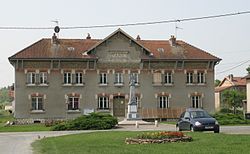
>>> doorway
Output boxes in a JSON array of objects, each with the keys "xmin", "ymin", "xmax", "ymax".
[{"xmin": 113, "ymin": 96, "xmax": 125, "ymax": 117}]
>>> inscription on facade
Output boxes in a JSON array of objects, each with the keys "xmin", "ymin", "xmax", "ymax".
[{"xmin": 109, "ymin": 50, "xmax": 129, "ymax": 62}]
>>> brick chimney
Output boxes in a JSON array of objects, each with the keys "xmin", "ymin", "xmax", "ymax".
[
  {"xmin": 169, "ymin": 35, "xmax": 176, "ymax": 46},
  {"xmin": 86, "ymin": 33, "xmax": 91, "ymax": 39}
]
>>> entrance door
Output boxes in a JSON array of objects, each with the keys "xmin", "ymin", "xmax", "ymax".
[{"xmin": 113, "ymin": 96, "xmax": 125, "ymax": 117}]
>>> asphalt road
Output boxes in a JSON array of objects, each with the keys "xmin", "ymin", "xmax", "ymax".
[{"xmin": 0, "ymin": 125, "xmax": 250, "ymax": 154}]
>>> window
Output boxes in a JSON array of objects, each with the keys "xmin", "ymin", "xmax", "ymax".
[
  {"xmin": 197, "ymin": 72, "xmax": 205, "ymax": 84},
  {"xmin": 31, "ymin": 97, "xmax": 43, "ymax": 110},
  {"xmin": 153, "ymin": 72, "xmax": 162, "ymax": 85},
  {"xmin": 191, "ymin": 96, "xmax": 201, "ymax": 108},
  {"xmin": 100, "ymin": 73, "xmax": 107, "ymax": 84},
  {"xmin": 27, "ymin": 72, "xmax": 36, "ymax": 84},
  {"xmin": 130, "ymin": 73, "xmax": 139, "ymax": 84},
  {"xmin": 115, "ymin": 73, "xmax": 123, "ymax": 84},
  {"xmin": 164, "ymin": 72, "xmax": 172, "ymax": 84},
  {"xmin": 64, "ymin": 72, "xmax": 72, "ymax": 84},
  {"xmin": 39, "ymin": 72, "xmax": 48, "ymax": 84},
  {"xmin": 186, "ymin": 72, "xmax": 193, "ymax": 84},
  {"xmin": 158, "ymin": 96, "xmax": 169, "ymax": 108},
  {"xmin": 98, "ymin": 97, "xmax": 109, "ymax": 110},
  {"xmin": 68, "ymin": 97, "xmax": 79, "ymax": 110},
  {"xmin": 75, "ymin": 72, "xmax": 83, "ymax": 84}
]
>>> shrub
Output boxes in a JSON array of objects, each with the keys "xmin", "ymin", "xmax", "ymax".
[
  {"xmin": 213, "ymin": 113, "xmax": 250, "ymax": 125},
  {"xmin": 51, "ymin": 113, "xmax": 118, "ymax": 131}
]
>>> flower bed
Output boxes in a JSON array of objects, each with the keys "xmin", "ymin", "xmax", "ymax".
[{"xmin": 125, "ymin": 131, "xmax": 192, "ymax": 144}]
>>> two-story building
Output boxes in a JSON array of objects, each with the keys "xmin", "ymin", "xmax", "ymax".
[{"xmin": 9, "ymin": 29, "xmax": 221, "ymax": 123}]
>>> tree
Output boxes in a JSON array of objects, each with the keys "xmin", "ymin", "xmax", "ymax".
[
  {"xmin": 246, "ymin": 65, "xmax": 250, "ymax": 74},
  {"xmin": 222, "ymin": 89, "xmax": 246, "ymax": 114},
  {"xmin": 214, "ymin": 79, "xmax": 221, "ymax": 87}
]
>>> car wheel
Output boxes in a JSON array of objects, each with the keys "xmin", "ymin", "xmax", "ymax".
[{"xmin": 214, "ymin": 128, "xmax": 220, "ymax": 133}]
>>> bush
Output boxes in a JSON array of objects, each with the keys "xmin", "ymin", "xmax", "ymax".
[
  {"xmin": 51, "ymin": 113, "xmax": 118, "ymax": 131},
  {"xmin": 213, "ymin": 113, "xmax": 250, "ymax": 125}
]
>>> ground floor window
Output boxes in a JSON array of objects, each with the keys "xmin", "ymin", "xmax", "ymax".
[
  {"xmin": 98, "ymin": 97, "xmax": 109, "ymax": 110},
  {"xmin": 31, "ymin": 97, "xmax": 43, "ymax": 110},
  {"xmin": 158, "ymin": 96, "xmax": 169, "ymax": 108},
  {"xmin": 68, "ymin": 97, "xmax": 79, "ymax": 110},
  {"xmin": 191, "ymin": 96, "xmax": 201, "ymax": 108}
]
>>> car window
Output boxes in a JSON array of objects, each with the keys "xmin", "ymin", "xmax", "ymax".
[{"xmin": 190, "ymin": 111, "xmax": 211, "ymax": 118}]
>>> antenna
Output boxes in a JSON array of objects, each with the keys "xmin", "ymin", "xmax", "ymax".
[
  {"xmin": 175, "ymin": 20, "xmax": 183, "ymax": 38},
  {"xmin": 51, "ymin": 20, "xmax": 60, "ymax": 37}
]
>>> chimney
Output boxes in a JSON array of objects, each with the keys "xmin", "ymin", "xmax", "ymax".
[
  {"xmin": 86, "ymin": 33, "xmax": 91, "ymax": 39},
  {"xmin": 52, "ymin": 33, "xmax": 59, "ymax": 44},
  {"xmin": 169, "ymin": 35, "xmax": 176, "ymax": 46},
  {"xmin": 136, "ymin": 35, "xmax": 141, "ymax": 40},
  {"xmin": 228, "ymin": 74, "xmax": 234, "ymax": 81}
]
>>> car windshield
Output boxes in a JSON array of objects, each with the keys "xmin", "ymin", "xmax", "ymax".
[{"xmin": 190, "ymin": 111, "xmax": 211, "ymax": 119}]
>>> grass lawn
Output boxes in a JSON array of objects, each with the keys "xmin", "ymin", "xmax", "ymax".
[
  {"xmin": 32, "ymin": 131, "xmax": 250, "ymax": 154},
  {"xmin": 0, "ymin": 110, "xmax": 51, "ymax": 132}
]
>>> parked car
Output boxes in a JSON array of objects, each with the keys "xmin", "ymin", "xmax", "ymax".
[{"xmin": 176, "ymin": 108, "xmax": 220, "ymax": 133}]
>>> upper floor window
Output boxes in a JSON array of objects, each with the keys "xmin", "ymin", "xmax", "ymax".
[
  {"xmin": 115, "ymin": 73, "xmax": 123, "ymax": 85},
  {"xmin": 100, "ymin": 73, "xmax": 107, "ymax": 84},
  {"xmin": 153, "ymin": 72, "xmax": 162, "ymax": 85},
  {"xmin": 164, "ymin": 72, "xmax": 172, "ymax": 84},
  {"xmin": 68, "ymin": 97, "xmax": 79, "ymax": 110},
  {"xmin": 186, "ymin": 72, "xmax": 193, "ymax": 84},
  {"xmin": 64, "ymin": 72, "xmax": 72, "ymax": 84},
  {"xmin": 130, "ymin": 73, "xmax": 139, "ymax": 84},
  {"xmin": 27, "ymin": 72, "xmax": 36, "ymax": 84},
  {"xmin": 31, "ymin": 97, "xmax": 43, "ymax": 111},
  {"xmin": 75, "ymin": 72, "xmax": 83, "ymax": 84},
  {"xmin": 197, "ymin": 72, "xmax": 205, "ymax": 84},
  {"xmin": 39, "ymin": 72, "xmax": 48, "ymax": 84},
  {"xmin": 158, "ymin": 96, "xmax": 169, "ymax": 108},
  {"xmin": 98, "ymin": 96, "xmax": 109, "ymax": 110},
  {"xmin": 191, "ymin": 95, "xmax": 201, "ymax": 108}
]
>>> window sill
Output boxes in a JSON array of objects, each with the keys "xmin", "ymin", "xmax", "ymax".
[
  {"xmin": 38, "ymin": 84, "xmax": 49, "ymax": 87},
  {"xmin": 97, "ymin": 109, "xmax": 110, "ymax": 112},
  {"xmin": 30, "ymin": 110, "xmax": 45, "ymax": 114},
  {"xmin": 67, "ymin": 110, "xmax": 81, "ymax": 113},
  {"xmin": 186, "ymin": 83, "xmax": 195, "ymax": 86},
  {"xmin": 62, "ymin": 84, "xmax": 73, "ymax": 86},
  {"xmin": 99, "ymin": 83, "xmax": 108, "ymax": 87},
  {"xmin": 26, "ymin": 84, "xmax": 36, "ymax": 87},
  {"xmin": 114, "ymin": 83, "xmax": 124, "ymax": 87},
  {"xmin": 197, "ymin": 83, "xmax": 206, "ymax": 86},
  {"xmin": 75, "ymin": 83, "xmax": 85, "ymax": 86},
  {"xmin": 164, "ymin": 83, "xmax": 174, "ymax": 86}
]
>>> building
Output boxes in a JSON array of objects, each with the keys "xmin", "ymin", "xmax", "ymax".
[
  {"xmin": 215, "ymin": 74, "xmax": 246, "ymax": 111},
  {"xmin": 9, "ymin": 29, "xmax": 221, "ymax": 123}
]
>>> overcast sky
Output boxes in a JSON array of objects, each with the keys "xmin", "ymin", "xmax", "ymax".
[{"xmin": 0, "ymin": 0, "xmax": 250, "ymax": 88}]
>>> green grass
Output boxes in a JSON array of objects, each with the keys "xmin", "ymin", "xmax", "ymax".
[
  {"xmin": 0, "ymin": 110, "xmax": 51, "ymax": 132},
  {"xmin": 32, "ymin": 131, "xmax": 250, "ymax": 154}
]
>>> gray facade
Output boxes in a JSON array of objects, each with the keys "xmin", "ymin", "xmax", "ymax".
[{"xmin": 9, "ymin": 29, "xmax": 220, "ymax": 123}]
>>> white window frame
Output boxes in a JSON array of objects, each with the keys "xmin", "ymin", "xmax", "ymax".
[
  {"xmin": 186, "ymin": 72, "xmax": 193, "ymax": 84},
  {"xmin": 31, "ymin": 97, "xmax": 43, "ymax": 110},
  {"xmin": 98, "ymin": 97, "xmax": 109, "ymax": 110},
  {"xmin": 100, "ymin": 73, "xmax": 107, "ymax": 84},
  {"xmin": 191, "ymin": 96, "xmax": 201, "ymax": 108},
  {"xmin": 158, "ymin": 96, "xmax": 169, "ymax": 108},
  {"xmin": 164, "ymin": 72, "xmax": 172, "ymax": 84},
  {"xmin": 75, "ymin": 72, "xmax": 83, "ymax": 84},
  {"xmin": 39, "ymin": 72, "xmax": 48, "ymax": 84},
  {"xmin": 131, "ymin": 73, "xmax": 139, "ymax": 85},
  {"xmin": 27, "ymin": 72, "xmax": 36, "ymax": 84},
  {"xmin": 64, "ymin": 72, "xmax": 72, "ymax": 84},
  {"xmin": 68, "ymin": 97, "xmax": 79, "ymax": 110},
  {"xmin": 197, "ymin": 72, "xmax": 205, "ymax": 84},
  {"xmin": 115, "ymin": 73, "xmax": 123, "ymax": 85}
]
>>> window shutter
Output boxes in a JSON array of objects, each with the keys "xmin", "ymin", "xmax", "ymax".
[{"xmin": 153, "ymin": 73, "xmax": 162, "ymax": 84}]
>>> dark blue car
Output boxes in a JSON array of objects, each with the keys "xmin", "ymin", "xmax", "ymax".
[{"xmin": 176, "ymin": 108, "xmax": 220, "ymax": 133}]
